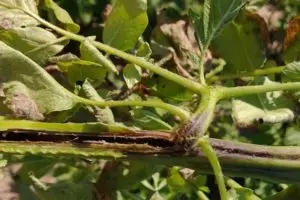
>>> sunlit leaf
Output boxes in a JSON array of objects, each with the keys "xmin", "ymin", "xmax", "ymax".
[
  {"xmin": 0, "ymin": 0, "xmax": 39, "ymax": 28},
  {"xmin": 0, "ymin": 41, "xmax": 76, "ymax": 115},
  {"xmin": 211, "ymin": 11, "xmax": 267, "ymax": 73},
  {"xmin": 0, "ymin": 27, "xmax": 66, "ymax": 65},
  {"xmin": 44, "ymin": 0, "xmax": 80, "ymax": 33},
  {"xmin": 232, "ymin": 77, "xmax": 295, "ymax": 127},
  {"xmin": 103, "ymin": 0, "xmax": 148, "ymax": 50}
]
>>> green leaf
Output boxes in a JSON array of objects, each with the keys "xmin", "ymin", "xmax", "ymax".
[
  {"xmin": 80, "ymin": 38, "xmax": 118, "ymax": 73},
  {"xmin": 167, "ymin": 167, "xmax": 191, "ymax": 195},
  {"xmin": 44, "ymin": 0, "xmax": 80, "ymax": 33},
  {"xmin": 228, "ymin": 187, "xmax": 261, "ymax": 200},
  {"xmin": 0, "ymin": 41, "xmax": 76, "ymax": 115},
  {"xmin": 211, "ymin": 11, "xmax": 267, "ymax": 73},
  {"xmin": 136, "ymin": 40, "xmax": 152, "ymax": 58},
  {"xmin": 123, "ymin": 64, "xmax": 142, "ymax": 89},
  {"xmin": 57, "ymin": 60, "xmax": 107, "ymax": 85},
  {"xmin": 80, "ymin": 80, "xmax": 115, "ymax": 124},
  {"xmin": 132, "ymin": 108, "xmax": 172, "ymax": 130},
  {"xmin": 189, "ymin": 0, "xmax": 245, "ymax": 50},
  {"xmin": 35, "ymin": 182, "xmax": 95, "ymax": 200},
  {"xmin": 284, "ymin": 125, "xmax": 300, "ymax": 146},
  {"xmin": 99, "ymin": 161, "xmax": 161, "ymax": 192},
  {"xmin": 103, "ymin": 0, "xmax": 148, "ymax": 51},
  {"xmin": 232, "ymin": 77, "xmax": 295, "ymax": 127},
  {"xmin": 0, "ymin": 27, "xmax": 66, "ymax": 65},
  {"xmin": 0, "ymin": 0, "xmax": 39, "ymax": 28},
  {"xmin": 283, "ymin": 62, "xmax": 300, "ymax": 81},
  {"xmin": 265, "ymin": 185, "xmax": 300, "ymax": 200},
  {"xmin": 151, "ymin": 76, "xmax": 194, "ymax": 102}
]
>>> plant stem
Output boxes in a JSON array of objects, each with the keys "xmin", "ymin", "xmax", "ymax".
[
  {"xmin": 196, "ymin": 191, "xmax": 210, "ymax": 200},
  {"xmin": 218, "ymin": 82, "xmax": 300, "ymax": 99},
  {"xmin": 207, "ymin": 66, "xmax": 284, "ymax": 83},
  {"xmin": 197, "ymin": 136, "xmax": 228, "ymax": 200},
  {"xmin": 4, "ymin": 4, "xmax": 205, "ymax": 95},
  {"xmin": 75, "ymin": 97, "xmax": 190, "ymax": 122},
  {"xmin": 199, "ymin": 51, "xmax": 207, "ymax": 85}
]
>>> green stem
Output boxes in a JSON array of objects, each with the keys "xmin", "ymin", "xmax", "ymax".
[
  {"xmin": 218, "ymin": 82, "xmax": 300, "ymax": 99},
  {"xmin": 207, "ymin": 66, "xmax": 284, "ymax": 83},
  {"xmin": 3, "ymin": 3, "xmax": 205, "ymax": 95},
  {"xmin": 75, "ymin": 97, "xmax": 190, "ymax": 122},
  {"xmin": 196, "ymin": 191, "xmax": 210, "ymax": 200},
  {"xmin": 199, "ymin": 51, "xmax": 207, "ymax": 85},
  {"xmin": 197, "ymin": 136, "xmax": 228, "ymax": 200}
]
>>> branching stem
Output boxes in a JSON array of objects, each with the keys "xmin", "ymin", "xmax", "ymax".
[{"xmin": 2, "ymin": 3, "xmax": 206, "ymax": 95}]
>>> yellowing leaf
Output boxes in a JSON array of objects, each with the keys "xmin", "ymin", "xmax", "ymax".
[
  {"xmin": 283, "ymin": 16, "xmax": 300, "ymax": 62},
  {"xmin": 232, "ymin": 77, "xmax": 295, "ymax": 127},
  {"xmin": 0, "ymin": 0, "xmax": 39, "ymax": 28},
  {"xmin": 0, "ymin": 27, "xmax": 66, "ymax": 65},
  {"xmin": 0, "ymin": 41, "xmax": 76, "ymax": 115}
]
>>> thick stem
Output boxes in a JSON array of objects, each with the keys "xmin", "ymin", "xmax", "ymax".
[{"xmin": 2, "ymin": 4, "xmax": 205, "ymax": 95}]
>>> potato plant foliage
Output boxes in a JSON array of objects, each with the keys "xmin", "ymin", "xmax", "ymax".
[{"xmin": 0, "ymin": 0, "xmax": 300, "ymax": 199}]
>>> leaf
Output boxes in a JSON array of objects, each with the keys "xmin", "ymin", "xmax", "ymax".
[
  {"xmin": 0, "ymin": 41, "xmax": 77, "ymax": 115},
  {"xmin": 80, "ymin": 38, "xmax": 118, "ymax": 73},
  {"xmin": 232, "ymin": 77, "xmax": 295, "ymax": 127},
  {"xmin": 283, "ymin": 61, "xmax": 300, "ymax": 81},
  {"xmin": 150, "ymin": 76, "xmax": 194, "ymax": 102},
  {"xmin": 0, "ymin": 0, "xmax": 39, "ymax": 28},
  {"xmin": 283, "ymin": 16, "xmax": 300, "ymax": 62},
  {"xmin": 167, "ymin": 167, "xmax": 191, "ymax": 195},
  {"xmin": 2, "ymin": 82, "xmax": 44, "ymax": 120},
  {"xmin": 228, "ymin": 187, "xmax": 261, "ymax": 200},
  {"xmin": 211, "ymin": 11, "xmax": 267, "ymax": 73},
  {"xmin": 44, "ymin": 0, "xmax": 80, "ymax": 33},
  {"xmin": 131, "ymin": 108, "xmax": 172, "ymax": 130},
  {"xmin": 265, "ymin": 185, "xmax": 300, "ymax": 200},
  {"xmin": 123, "ymin": 64, "xmax": 142, "ymax": 89},
  {"xmin": 0, "ymin": 27, "xmax": 66, "ymax": 65},
  {"xmin": 189, "ymin": 0, "xmax": 245, "ymax": 50},
  {"xmin": 103, "ymin": 0, "xmax": 148, "ymax": 51},
  {"xmin": 80, "ymin": 80, "xmax": 115, "ymax": 124},
  {"xmin": 284, "ymin": 125, "xmax": 300, "ymax": 146},
  {"xmin": 136, "ymin": 40, "xmax": 152, "ymax": 58},
  {"xmin": 57, "ymin": 60, "xmax": 107, "ymax": 85}
]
